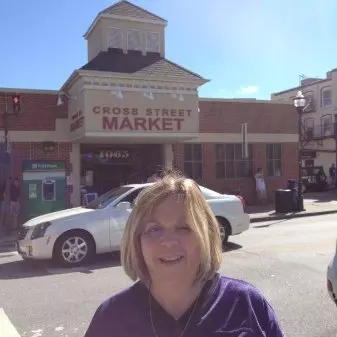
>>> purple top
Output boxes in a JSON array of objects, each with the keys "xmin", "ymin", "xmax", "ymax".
[{"xmin": 85, "ymin": 273, "xmax": 284, "ymax": 337}]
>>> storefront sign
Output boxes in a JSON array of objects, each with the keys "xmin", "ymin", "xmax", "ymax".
[
  {"xmin": 23, "ymin": 161, "xmax": 65, "ymax": 171},
  {"xmin": 70, "ymin": 115, "xmax": 84, "ymax": 132},
  {"xmin": 301, "ymin": 150, "xmax": 316, "ymax": 159},
  {"xmin": 93, "ymin": 106, "xmax": 192, "ymax": 131},
  {"xmin": 99, "ymin": 150, "xmax": 130, "ymax": 159}
]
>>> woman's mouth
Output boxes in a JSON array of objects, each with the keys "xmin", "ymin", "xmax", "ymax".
[{"xmin": 159, "ymin": 256, "xmax": 184, "ymax": 264}]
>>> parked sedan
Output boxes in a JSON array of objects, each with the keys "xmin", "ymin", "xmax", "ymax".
[
  {"xmin": 327, "ymin": 239, "xmax": 337, "ymax": 306},
  {"xmin": 17, "ymin": 183, "xmax": 249, "ymax": 267}
]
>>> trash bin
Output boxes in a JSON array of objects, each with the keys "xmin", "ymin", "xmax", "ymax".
[
  {"xmin": 274, "ymin": 189, "xmax": 293, "ymax": 213},
  {"xmin": 287, "ymin": 179, "xmax": 298, "ymax": 211}
]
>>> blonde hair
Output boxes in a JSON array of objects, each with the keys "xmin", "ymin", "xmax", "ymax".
[{"xmin": 121, "ymin": 170, "xmax": 222, "ymax": 283}]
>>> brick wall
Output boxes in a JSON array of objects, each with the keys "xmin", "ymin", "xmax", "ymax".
[
  {"xmin": 172, "ymin": 100, "xmax": 299, "ymax": 205},
  {"xmin": 173, "ymin": 142, "xmax": 298, "ymax": 205},
  {"xmin": 0, "ymin": 92, "xmax": 67, "ymax": 131},
  {"xmin": 199, "ymin": 100, "xmax": 297, "ymax": 134}
]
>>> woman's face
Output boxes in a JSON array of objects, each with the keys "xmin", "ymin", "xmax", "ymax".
[{"xmin": 140, "ymin": 194, "xmax": 201, "ymax": 286}]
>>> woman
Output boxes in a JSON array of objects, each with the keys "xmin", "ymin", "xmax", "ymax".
[
  {"xmin": 85, "ymin": 172, "xmax": 284, "ymax": 337},
  {"xmin": 255, "ymin": 167, "xmax": 267, "ymax": 204}
]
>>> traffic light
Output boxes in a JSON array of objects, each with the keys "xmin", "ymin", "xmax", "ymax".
[{"xmin": 12, "ymin": 94, "xmax": 21, "ymax": 113}]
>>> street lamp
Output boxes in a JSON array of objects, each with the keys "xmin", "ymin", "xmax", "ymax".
[{"xmin": 293, "ymin": 90, "xmax": 306, "ymax": 212}]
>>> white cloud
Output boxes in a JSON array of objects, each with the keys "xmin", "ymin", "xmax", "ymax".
[{"xmin": 237, "ymin": 86, "xmax": 259, "ymax": 95}]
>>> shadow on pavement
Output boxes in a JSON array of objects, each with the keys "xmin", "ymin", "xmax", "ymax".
[
  {"xmin": 223, "ymin": 242, "xmax": 242, "ymax": 252},
  {"xmin": 0, "ymin": 252, "xmax": 122, "ymax": 280},
  {"xmin": 0, "ymin": 242, "xmax": 243, "ymax": 280}
]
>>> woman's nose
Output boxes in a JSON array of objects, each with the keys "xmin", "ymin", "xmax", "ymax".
[{"xmin": 159, "ymin": 230, "xmax": 180, "ymax": 246}]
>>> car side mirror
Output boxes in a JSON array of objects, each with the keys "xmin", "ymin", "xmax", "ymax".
[{"xmin": 115, "ymin": 201, "xmax": 131, "ymax": 211}]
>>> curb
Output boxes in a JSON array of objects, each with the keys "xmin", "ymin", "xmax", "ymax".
[
  {"xmin": 0, "ymin": 241, "xmax": 16, "ymax": 248},
  {"xmin": 250, "ymin": 209, "xmax": 337, "ymax": 223}
]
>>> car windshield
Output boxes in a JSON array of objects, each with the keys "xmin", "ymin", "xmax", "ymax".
[{"xmin": 84, "ymin": 186, "xmax": 134, "ymax": 209}]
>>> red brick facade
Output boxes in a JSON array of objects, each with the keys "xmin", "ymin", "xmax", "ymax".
[
  {"xmin": 0, "ymin": 92, "xmax": 67, "ymax": 131},
  {"xmin": 0, "ymin": 91, "xmax": 298, "ymax": 207},
  {"xmin": 173, "ymin": 142, "xmax": 298, "ymax": 205},
  {"xmin": 199, "ymin": 100, "xmax": 297, "ymax": 133},
  {"xmin": 173, "ymin": 100, "xmax": 299, "ymax": 205}
]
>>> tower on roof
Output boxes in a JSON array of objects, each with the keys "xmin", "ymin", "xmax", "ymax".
[{"xmin": 84, "ymin": 0, "xmax": 168, "ymax": 61}]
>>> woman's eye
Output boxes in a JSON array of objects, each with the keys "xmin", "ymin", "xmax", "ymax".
[
  {"xmin": 144, "ymin": 225, "xmax": 162, "ymax": 235},
  {"xmin": 177, "ymin": 226, "xmax": 191, "ymax": 232}
]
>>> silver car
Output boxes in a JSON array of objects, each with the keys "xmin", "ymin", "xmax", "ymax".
[{"xmin": 327, "ymin": 239, "xmax": 337, "ymax": 305}]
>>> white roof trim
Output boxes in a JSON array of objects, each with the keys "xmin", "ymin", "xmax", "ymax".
[
  {"xmin": 84, "ymin": 13, "xmax": 167, "ymax": 39},
  {"xmin": 78, "ymin": 70, "xmax": 208, "ymax": 86}
]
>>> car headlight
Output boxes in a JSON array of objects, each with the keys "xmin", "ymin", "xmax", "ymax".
[{"xmin": 31, "ymin": 222, "xmax": 52, "ymax": 240}]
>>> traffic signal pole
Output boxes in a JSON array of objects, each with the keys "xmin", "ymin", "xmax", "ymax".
[{"xmin": 1, "ymin": 93, "xmax": 20, "ymax": 235}]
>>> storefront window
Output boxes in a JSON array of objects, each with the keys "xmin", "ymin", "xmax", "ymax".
[
  {"xmin": 215, "ymin": 144, "xmax": 253, "ymax": 179},
  {"xmin": 184, "ymin": 144, "xmax": 203, "ymax": 179},
  {"xmin": 266, "ymin": 144, "xmax": 282, "ymax": 177}
]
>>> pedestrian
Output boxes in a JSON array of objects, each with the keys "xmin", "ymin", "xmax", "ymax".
[
  {"xmin": 85, "ymin": 172, "xmax": 284, "ymax": 337},
  {"xmin": 255, "ymin": 167, "xmax": 267, "ymax": 204},
  {"xmin": 9, "ymin": 177, "xmax": 20, "ymax": 230},
  {"xmin": 0, "ymin": 181, "xmax": 6, "ymax": 228},
  {"xmin": 329, "ymin": 163, "xmax": 336, "ymax": 189}
]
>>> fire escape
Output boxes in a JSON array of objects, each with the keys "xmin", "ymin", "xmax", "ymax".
[{"xmin": 300, "ymin": 95, "xmax": 337, "ymax": 165}]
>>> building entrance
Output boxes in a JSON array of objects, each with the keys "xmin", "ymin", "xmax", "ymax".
[{"xmin": 80, "ymin": 144, "xmax": 163, "ymax": 198}]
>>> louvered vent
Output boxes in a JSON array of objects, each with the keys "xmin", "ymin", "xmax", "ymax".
[
  {"xmin": 146, "ymin": 32, "xmax": 160, "ymax": 53},
  {"xmin": 127, "ymin": 30, "xmax": 142, "ymax": 51},
  {"xmin": 108, "ymin": 28, "xmax": 123, "ymax": 49}
]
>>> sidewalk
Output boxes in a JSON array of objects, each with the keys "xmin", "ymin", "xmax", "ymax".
[
  {"xmin": 249, "ymin": 191, "xmax": 337, "ymax": 223},
  {"xmin": 0, "ymin": 230, "xmax": 17, "ymax": 248}
]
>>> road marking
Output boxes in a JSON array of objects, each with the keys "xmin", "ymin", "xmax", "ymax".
[{"xmin": 0, "ymin": 308, "xmax": 21, "ymax": 337}]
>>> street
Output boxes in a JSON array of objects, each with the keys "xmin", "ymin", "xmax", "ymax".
[{"xmin": 0, "ymin": 213, "xmax": 336, "ymax": 337}]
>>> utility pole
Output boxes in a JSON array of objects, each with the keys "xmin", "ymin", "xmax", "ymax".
[{"xmin": 1, "ymin": 93, "xmax": 21, "ymax": 235}]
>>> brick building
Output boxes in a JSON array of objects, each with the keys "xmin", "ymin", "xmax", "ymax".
[{"xmin": 0, "ymin": 1, "xmax": 298, "ymax": 220}]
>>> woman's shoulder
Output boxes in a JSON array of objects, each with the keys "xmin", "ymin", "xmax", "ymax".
[
  {"xmin": 96, "ymin": 281, "xmax": 145, "ymax": 315},
  {"xmin": 218, "ymin": 275, "xmax": 267, "ymax": 302},
  {"xmin": 84, "ymin": 281, "xmax": 146, "ymax": 336}
]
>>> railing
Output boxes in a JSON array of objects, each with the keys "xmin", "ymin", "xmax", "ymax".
[{"xmin": 303, "ymin": 123, "xmax": 337, "ymax": 141}]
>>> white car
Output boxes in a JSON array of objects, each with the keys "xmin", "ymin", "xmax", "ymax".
[
  {"xmin": 17, "ymin": 183, "xmax": 250, "ymax": 267},
  {"xmin": 327, "ymin": 239, "xmax": 337, "ymax": 306}
]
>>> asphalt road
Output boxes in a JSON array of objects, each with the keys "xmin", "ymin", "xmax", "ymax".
[{"xmin": 0, "ymin": 213, "xmax": 336, "ymax": 337}]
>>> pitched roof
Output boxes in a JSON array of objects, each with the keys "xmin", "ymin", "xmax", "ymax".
[
  {"xmin": 100, "ymin": 1, "xmax": 167, "ymax": 23},
  {"xmin": 80, "ymin": 48, "xmax": 206, "ymax": 82}
]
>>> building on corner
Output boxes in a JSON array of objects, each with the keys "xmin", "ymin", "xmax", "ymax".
[
  {"xmin": 272, "ymin": 70, "xmax": 337, "ymax": 177},
  {"xmin": 0, "ymin": 1, "xmax": 299, "ymax": 222}
]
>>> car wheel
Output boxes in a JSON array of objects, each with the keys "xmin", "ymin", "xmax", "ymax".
[
  {"xmin": 53, "ymin": 230, "xmax": 95, "ymax": 267},
  {"xmin": 217, "ymin": 218, "xmax": 230, "ymax": 247}
]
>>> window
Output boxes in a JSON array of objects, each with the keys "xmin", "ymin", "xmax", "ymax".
[
  {"xmin": 304, "ymin": 118, "xmax": 314, "ymax": 130},
  {"xmin": 108, "ymin": 28, "xmax": 123, "ymax": 49},
  {"xmin": 304, "ymin": 159, "xmax": 314, "ymax": 167},
  {"xmin": 321, "ymin": 114, "xmax": 333, "ymax": 136},
  {"xmin": 215, "ymin": 144, "xmax": 253, "ymax": 179},
  {"xmin": 184, "ymin": 144, "xmax": 202, "ymax": 179},
  {"xmin": 266, "ymin": 144, "xmax": 282, "ymax": 177},
  {"xmin": 121, "ymin": 188, "xmax": 144, "ymax": 205},
  {"xmin": 304, "ymin": 118, "xmax": 314, "ymax": 139},
  {"xmin": 146, "ymin": 32, "xmax": 160, "ymax": 53},
  {"xmin": 321, "ymin": 87, "xmax": 332, "ymax": 107},
  {"xmin": 303, "ymin": 91, "xmax": 315, "ymax": 113},
  {"xmin": 127, "ymin": 30, "xmax": 142, "ymax": 51}
]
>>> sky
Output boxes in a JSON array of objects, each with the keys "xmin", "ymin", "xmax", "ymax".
[{"xmin": 0, "ymin": 0, "xmax": 337, "ymax": 99}]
